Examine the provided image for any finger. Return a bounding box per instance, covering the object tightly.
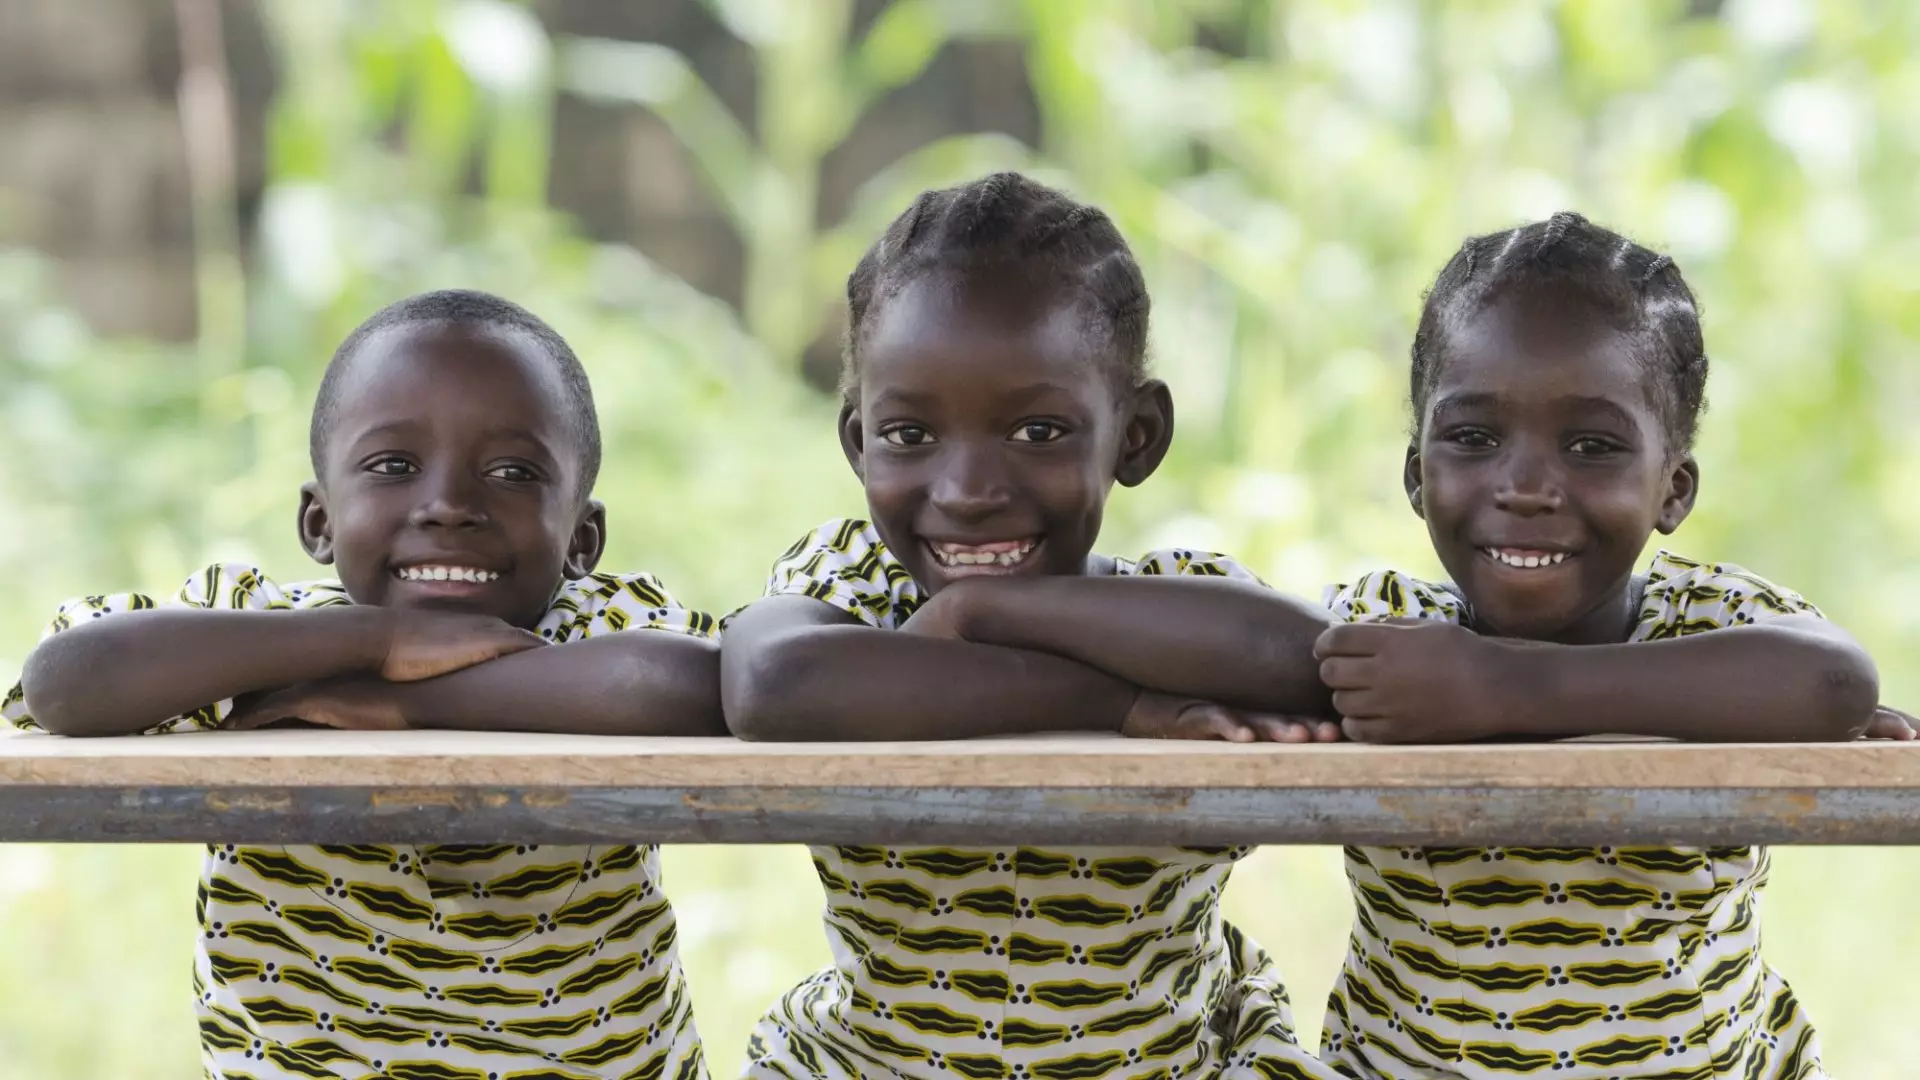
[1247,715,1312,744]
[1341,717,1395,744]
[1331,689,1386,719]
[1314,623,1382,659]
[1181,705,1254,744]
[1312,720,1345,743]
[223,691,302,731]
[1317,656,1374,690]
[1866,707,1917,741]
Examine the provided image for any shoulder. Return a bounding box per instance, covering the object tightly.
[1638,550,1821,637]
[1117,549,1265,583]
[1322,568,1466,624]
[762,518,919,628]
[549,571,718,640]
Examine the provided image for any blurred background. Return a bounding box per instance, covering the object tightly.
[1,0,1917,1076]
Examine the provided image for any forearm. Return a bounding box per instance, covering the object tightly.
[21,607,390,736]
[1495,620,1879,742]
[949,577,1335,714]
[399,633,725,736]
[724,625,1137,741]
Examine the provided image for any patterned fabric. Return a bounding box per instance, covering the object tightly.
[741,519,1341,1080]
[3,563,713,1080]
[1319,551,1826,1080]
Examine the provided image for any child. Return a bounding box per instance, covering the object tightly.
[1313,214,1897,1079]
[5,290,720,1080]
[722,173,1345,1080]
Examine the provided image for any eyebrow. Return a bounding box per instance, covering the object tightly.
[869,382,1082,411]
[344,420,560,455]
[1430,392,1642,428]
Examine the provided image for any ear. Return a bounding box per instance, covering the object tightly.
[838,401,866,482]
[1114,380,1175,488]
[1402,444,1426,520]
[297,481,337,565]
[1656,454,1699,535]
[564,499,609,579]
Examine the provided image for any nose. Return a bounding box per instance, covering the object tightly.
[1492,449,1564,516]
[927,441,1015,523]
[408,467,489,530]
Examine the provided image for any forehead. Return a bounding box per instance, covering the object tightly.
[333,321,574,430]
[860,269,1114,397]
[1432,288,1656,414]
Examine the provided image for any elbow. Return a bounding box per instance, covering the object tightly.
[19,643,109,737]
[720,633,822,742]
[1810,648,1880,741]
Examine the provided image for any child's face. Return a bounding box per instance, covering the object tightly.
[299,323,604,629]
[1409,287,1697,643]
[843,270,1171,596]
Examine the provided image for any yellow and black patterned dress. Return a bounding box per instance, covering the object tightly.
[1319,551,1826,1080]
[2,563,711,1080]
[740,519,1340,1080]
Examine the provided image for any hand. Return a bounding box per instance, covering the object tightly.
[226,675,411,731]
[381,610,545,681]
[1122,689,1342,744]
[1864,705,1918,741]
[900,588,971,641]
[1314,618,1513,744]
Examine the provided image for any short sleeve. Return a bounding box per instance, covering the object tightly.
[1636,551,1822,641]
[1322,570,1467,626]
[1120,549,1265,583]
[759,519,921,630]
[544,571,718,642]
[3,563,308,734]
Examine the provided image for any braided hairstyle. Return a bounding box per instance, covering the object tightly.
[1411,211,1708,451]
[842,172,1150,404]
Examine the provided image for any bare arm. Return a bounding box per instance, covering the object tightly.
[395,631,725,736]
[721,595,1139,742]
[1320,614,1881,744]
[1502,615,1880,742]
[927,576,1336,715]
[21,608,392,737]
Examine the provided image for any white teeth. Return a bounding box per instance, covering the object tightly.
[1485,549,1568,569]
[395,566,499,583]
[931,541,1036,568]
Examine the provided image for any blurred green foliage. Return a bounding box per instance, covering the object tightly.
[1,0,1917,1076]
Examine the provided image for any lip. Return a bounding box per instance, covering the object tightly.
[921,536,1044,580]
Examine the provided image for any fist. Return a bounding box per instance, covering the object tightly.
[226,676,410,732]
[1314,618,1513,743]
[382,610,545,682]
[1122,689,1341,744]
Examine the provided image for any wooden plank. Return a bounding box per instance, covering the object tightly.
[3,730,1917,845]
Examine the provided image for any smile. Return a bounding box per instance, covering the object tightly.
[1481,547,1571,569]
[393,565,500,583]
[927,538,1039,571]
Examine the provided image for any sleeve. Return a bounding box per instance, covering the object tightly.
[1321,569,1467,625]
[1638,551,1822,640]
[547,571,719,642]
[755,518,920,630]
[3,563,296,734]
[1124,549,1266,584]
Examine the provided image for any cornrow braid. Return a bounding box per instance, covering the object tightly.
[841,172,1150,404]
[1409,213,1709,451]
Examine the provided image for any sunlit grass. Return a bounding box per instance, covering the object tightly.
[3,844,1914,1078]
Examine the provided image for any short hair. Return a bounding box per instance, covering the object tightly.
[308,289,602,493]
[1411,211,1707,451]
[842,172,1149,404]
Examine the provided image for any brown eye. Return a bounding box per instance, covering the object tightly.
[367,457,417,476]
[486,463,539,482]
[879,425,933,447]
[1010,422,1067,443]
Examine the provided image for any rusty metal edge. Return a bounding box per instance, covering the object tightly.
[1,785,1914,845]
